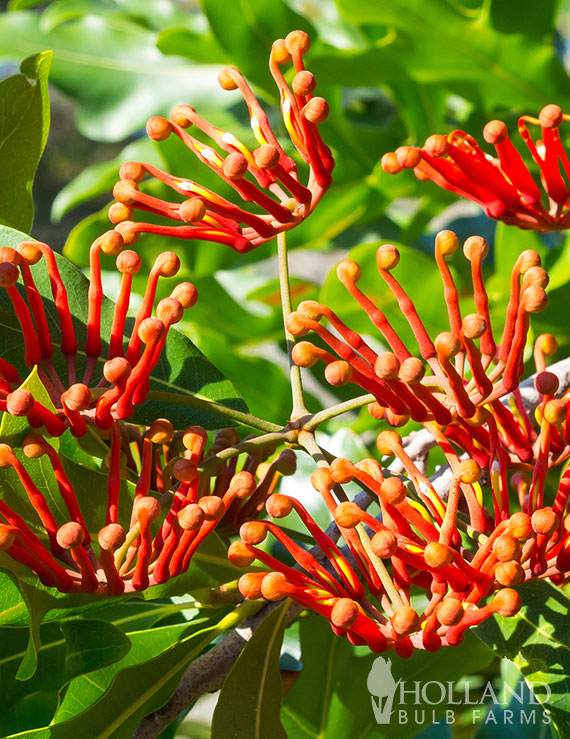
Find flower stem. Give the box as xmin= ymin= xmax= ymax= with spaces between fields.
xmin=198 ymin=429 xmax=293 ymax=472
xmin=303 ymin=393 xmax=375 ymax=430
xmin=277 ymin=231 xmax=308 ymax=419
xmin=145 ymin=390 xmax=282 ymax=433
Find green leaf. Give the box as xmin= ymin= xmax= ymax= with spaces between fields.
xmin=51 ymin=138 xmax=161 ymax=221
xmin=0 ymin=10 xmax=232 ymax=141
xmin=334 ymin=0 xmax=570 ymax=109
xmin=59 ymin=618 xmax=131 ymax=681
xmin=50 ymin=615 xmax=221 ymax=736
xmin=157 ymin=26 xmax=232 ymax=65
xmin=283 ymin=615 xmax=494 ymax=738
xmin=201 ymin=0 xmax=313 ymax=91
xmin=0 ymin=51 xmax=51 ymax=232
xmin=212 ymin=601 xmax=288 ymax=739
xmin=0 ymin=225 xmax=247 ymax=429
xmin=475 ymin=580 xmax=570 ymax=736
xmin=0 ymin=618 xmax=130 ymax=734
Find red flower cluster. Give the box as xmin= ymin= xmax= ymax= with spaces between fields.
xmin=382 ymin=105 xmax=570 ymax=231
xmin=0 ymin=235 xmax=196 ymax=436
xmin=108 ymin=30 xmax=334 ymax=253
xmin=288 ymin=231 xmax=548 ymax=433
xmin=226 ymin=233 xmax=570 ymax=654
xmin=0 ymin=423 xmax=297 ymax=595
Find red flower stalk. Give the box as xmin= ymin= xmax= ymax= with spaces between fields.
xmin=382 ymin=105 xmax=570 ymax=231
xmin=0 ymin=424 xmax=298 ymax=595
xmin=0 ymin=239 xmax=197 ymax=435
xmin=289 ymin=232 xmax=548 ymax=459
xmin=107 ymin=31 xmax=334 ymax=253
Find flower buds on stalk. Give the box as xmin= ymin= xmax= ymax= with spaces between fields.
xmin=107 ymin=30 xmax=334 ymax=253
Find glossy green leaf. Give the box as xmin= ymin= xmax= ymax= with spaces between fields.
xmin=0 ymin=618 xmax=130 ymax=734
xmin=212 ymin=601 xmax=288 ymax=739
xmin=201 ymin=0 xmax=312 ymax=90
xmin=0 ymin=9 xmax=232 ymax=141
xmin=50 ymin=615 xmax=220 ymax=736
xmin=0 ymin=51 xmax=51 ymax=232
xmin=476 ymin=580 xmax=570 ymax=736
xmin=334 ymin=0 xmax=570 ymax=108
xmin=283 ymin=615 xmax=494 ymax=738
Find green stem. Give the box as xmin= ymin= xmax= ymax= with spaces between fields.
xmin=303 ymin=393 xmax=375 ymax=430
xmin=355 ymin=523 xmax=404 ymax=610
xmin=198 ymin=429 xmax=293 ymax=472
xmin=277 ymin=231 xmax=308 ymax=419
xmin=145 ymin=390 xmax=282 ymax=433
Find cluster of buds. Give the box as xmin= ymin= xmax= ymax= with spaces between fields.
xmin=382 ymin=104 xmax=570 ymax=231
xmin=0 ymin=235 xmax=197 ymax=436
xmin=287 ymin=231 xmax=549 ymax=438
xmin=224 ymin=232 xmax=570 ymax=654
xmin=232 ymin=413 xmax=570 ymax=654
xmin=108 ymin=30 xmax=334 ymax=253
xmin=0 ymin=421 xmax=297 ymax=594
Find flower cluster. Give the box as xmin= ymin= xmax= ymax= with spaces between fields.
xmin=287 ymin=231 xmax=548 ymax=435
xmin=226 ymin=233 xmax=570 ymax=654
xmin=0 ymin=235 xmax=196 ymax=436
xmin=107 ymin=30 xmax=334 ymax=253
xmin=382 ymin=105 xmax=570 ymax=231
xmin=0 ymin=421 xmax=297 ymax=595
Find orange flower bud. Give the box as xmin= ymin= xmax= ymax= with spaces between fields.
xmin=178 ymin=504 xmax=204 ymax=531
xmin=483 ymin=120 xmax=508 ymax=145
xmin=240 ymin=521 xmax=267 ymax=545
xmin=222 ymin=152 xmax=249 ymax=180
xmin=119 ymin=161 xmax=146 ymax=182
xmin=371 ymin=530 xmax=397 ymax=558
xmin=493 ymin=588 xmax=522 ymax=617
xmin=424 ymin=541 xmax=453 ymax=568
xmin=146 ymin=116 xmax=172 ymax=141
xmin=436 ymin=599 xmax=464 ymax=626
xmin=266 ymin=494 xmax=293 ymax=518
xmin=260 ymin=572 xmax=288 ymax=601
xmin=98 ymin=523 xmax=126 ymax=551
xmin=508 ymin=511 xmax=533 ymax=540
xmin=324 ymin=360 xmax=352 ymax=386
xmin=331 ymin=598 xmax=359 ymax=628
xmin=495 ymin=561 xmax=525 ymax=586
xmin=227 ymin=540 xmax=255 ymax=567
xmin=179 ymin=198 xmax=207 ymax=223
xmin=57 ymin=521 xmax=85 ymax=550
xmin=531 ymin=507 xmax=558 ymax=536
xmin=334 ymin=501 xmax=362 ymax=528
xmin=380 ymin=477 xmax=407 ymax=505
xmin=198 ymin=495 xmax=226 ymax=521
xmin=391 ymin=606 xmax=420 ymax=636
xmin=330 ymin=457 xmax=355 ymax=484
xmin=463 ymin=235 xmax=488 ymax=261
xmin=493 ymin=534 xmax=521 ymax=562
xmin=292 ymin=70 xmax=316 ymax=96
xmin=376 ymin=244 xmax=400 ymax=271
